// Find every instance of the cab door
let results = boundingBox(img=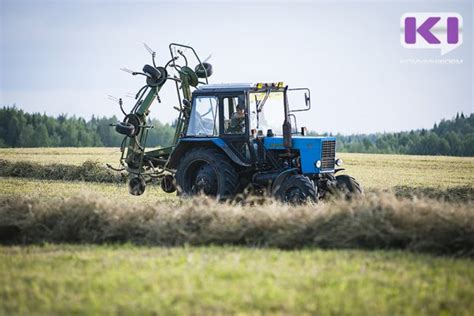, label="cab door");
[219,93,253,163]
